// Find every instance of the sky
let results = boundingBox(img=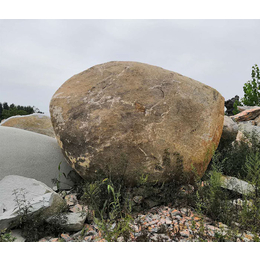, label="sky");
[1,19,260,115]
